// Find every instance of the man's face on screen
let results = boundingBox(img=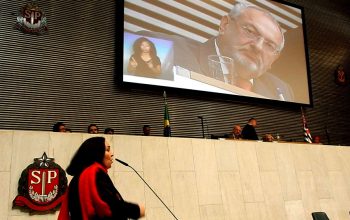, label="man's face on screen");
[219,8,283,80]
